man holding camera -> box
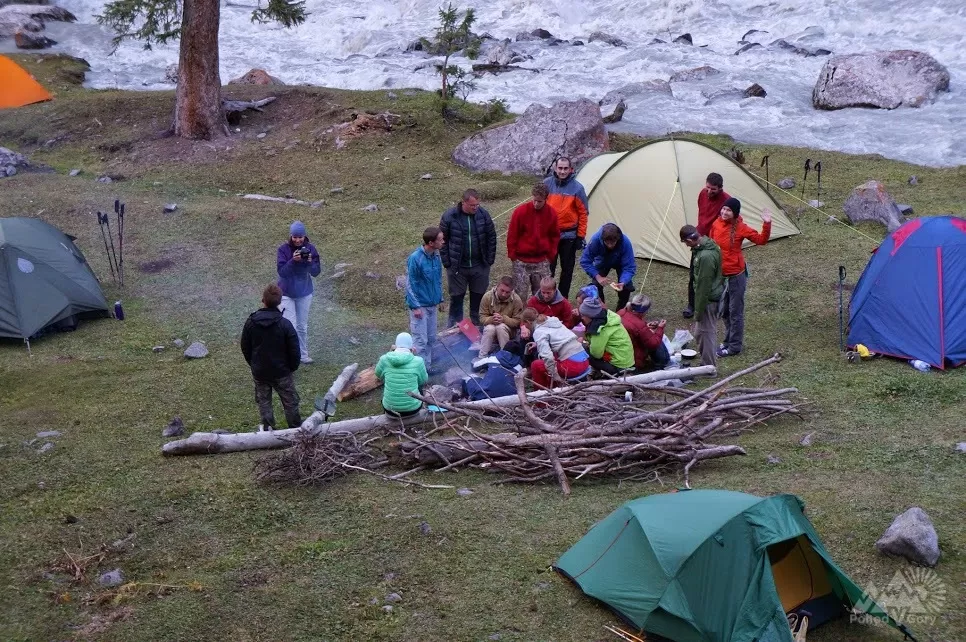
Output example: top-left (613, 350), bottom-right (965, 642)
top-left (277, 220), bottom-right (321, 364)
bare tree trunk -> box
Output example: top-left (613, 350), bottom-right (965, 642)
top-left (174, 0), bottom-right (227, 139)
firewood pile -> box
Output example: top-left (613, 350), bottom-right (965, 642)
top-left (254, 355), bottom-right (804, 494)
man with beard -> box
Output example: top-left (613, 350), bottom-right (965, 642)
top-left (544, 156), bottom-right (589, 299)
top-left (683, 172), bottom-right (730, 318)
top-left (477, 275), bottom-right (524, 358)
top-left (507, 182), bottom-right (559, 301)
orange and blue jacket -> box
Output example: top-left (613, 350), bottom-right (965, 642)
top-left (543, 174), bottom-right (589, 239)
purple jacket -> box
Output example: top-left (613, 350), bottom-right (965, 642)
top-left (277, 237), bottom-right (321, 298)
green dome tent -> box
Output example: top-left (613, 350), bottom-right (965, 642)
top-left (0, 217), bottom-right (109, 341)
top-left (554, 490), bottom-right (915, 642)
top-left (577, 138), bottom-right (800, 268)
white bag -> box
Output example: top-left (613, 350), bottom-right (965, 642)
top-left (668, 329), bottom-right (694, 353)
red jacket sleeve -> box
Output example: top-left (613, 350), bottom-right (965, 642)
top-left (738, 220), bottom-right (771, 245)
top-left (506, 207), bottom-right (521, 261)
top-left (547, 205), bottom-right (560, 262)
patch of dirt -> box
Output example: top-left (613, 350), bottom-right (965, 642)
top-left (73, 606), bottom-right (134, 639)
top-left (234, 569), bottom-right (269, 589)
top-left (138, 258), bottom-right (175, 274)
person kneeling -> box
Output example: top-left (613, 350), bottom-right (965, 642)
top-left (375, 332), bottom-right (428, 418)
top-left (578, 297), bottom-right (635, 377)
top-left (524, 307), bottom-right (592, 388)
top-left (618, 294), bottom-right (670, 372)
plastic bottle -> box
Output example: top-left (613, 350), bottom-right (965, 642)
top-left (909, 359), bottom-right (931, 372)
top-left (114, 300), bottom-right (125, 320)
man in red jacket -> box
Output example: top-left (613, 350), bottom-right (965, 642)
top-left (527, 276), bottom-right (575, 328)
top-left (683, 172), bottom-right (730, 319)
top-left (507, 183), bottom-right (560, 301)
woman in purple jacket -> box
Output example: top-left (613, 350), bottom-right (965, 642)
top-left (277, 221), bottom-right (321, 363)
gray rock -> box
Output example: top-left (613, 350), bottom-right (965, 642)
top-left (256, 132), bottom-right (267, 139)
top-left (908, 175), bottom-right (919, 186)
top-left (333, 262), bottom-right (352, 270)
top-left (777, 177), bottom-right (796, 189)
top-left (37, 430), bottom-right (62, 438)
top-left (38, 441), bottom-right (54, 453)
top-left (310, 200), bottom-right (324, 208)
top-left (14, 29), bottom-right (55, 49)
top-left (813, 50), bottom-right (950, 110)
top-left (669, 65), bottom-right (721, 83)
top-left (163, 417), bottom-right (184, 438)
top-left (98, 569), bottom-right (124, 587)
top-left (68, 169), bottom-right (80, 176)
top-left (457, 487), bottom-right (474, 496)
top-left (163, 203), bottom-right (177, 213)
top-left (385, 592), bottom-right (402, 603)
top-left (587, 31), bottom-right (625, 47)
top-left (488, 634), bottom-right (502, 641)
top-left (734, 42), bottom-right (763, 55)
top-left (875, 507), bottom-right (940, 567)
top-left (386, 91), bottom-right (398, 100)
top-left (530, 28), bottom-right (554, 39)
top-left (362, 203), bottom-right (378, 212)
top-left (348, 336), bottom-right (361, 345)
top-left (3, 165), bottom-right (16, 177)
top-left (330, 270), bottom-right (346, 280)
top-left (744, 83), bottom-right (767, 98)
top-left (0, 146), bottom-right (27, 168)
top-left (672, 33), bottom-right (693, 45)
top-left (418, 521), bottom-right (431, 535)
top-left (767, 454), bottom-right (781, 464)
top-left (453, 98), bottom-right (607, 175)
top-left (96, 176), bottom-right (112, 184)
top-left (426, 384), bottom-right (456, 404)
top-left (896, 204), bottom-right (914, 215)
top-left (330, 187), bottom-right (344, 194)
top-left (799, 432), bottom-right (814, 446)
top-left (381, 605), bottom-right (394, 613)
top-left (365, 271), bottom-right (380, 279)
top-left (843, 180), bottom-right (906, 232)
top-left (443, 366), bottom-right (465, 386)
top-left (600, 80), bottom-right (672, 106)
top-left (601, 99), bottom-right (626, 124)
top-left (0, 5), bottom-right (76, 38)
top-left (184, 342), bottom-right (208, 359)
top-left (173, 338), bottom-right (185, 348)
top-left (420, 173), bottom-right (433, 180)
top-left (955, 442), bottom-right (966, 453)
top-left (770, 39), bottom-right (830, 57)
top-left (808, 199), bottom-right (825, 208)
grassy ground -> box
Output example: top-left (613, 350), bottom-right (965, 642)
top-left (1, 54), bottom-right (963, 641)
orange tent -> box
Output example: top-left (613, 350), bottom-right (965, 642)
top-left (0, 55), bottom-right (53, 109)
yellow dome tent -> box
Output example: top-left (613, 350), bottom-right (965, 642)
top-left (0, 55), bottom-right (53, 109)
top-left (577, 138), bottom-right (800, 268)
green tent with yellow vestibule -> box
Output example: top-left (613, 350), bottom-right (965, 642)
top-left (554, 490), bottom-right (916, 642)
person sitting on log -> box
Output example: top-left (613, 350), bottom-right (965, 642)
top-left (523, 307), bottom-right (592, 388)
top-left (478, 275), bottom-right (525, 358)
top-left (617, 294), bottom-right (670, 372)
top-left (578, 296), bottom-right (635, 377)
top-left (375, 332), bottom-right (429, 418)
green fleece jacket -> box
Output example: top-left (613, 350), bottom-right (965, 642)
top-left (375, 349), bottom-right (428, 413)
top-left (692, 236), bottom-right (725, 319)
top-left (587, 310), bottom-right (635, 370)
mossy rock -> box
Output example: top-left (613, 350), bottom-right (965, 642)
top-left (475, 180), bottom-right (523, 201)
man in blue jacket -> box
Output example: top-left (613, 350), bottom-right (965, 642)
top-left (580, 223), bottom-right (637, 311)
top-left (277, 221), bottom-right (322, 364)
top-left (406, 226), bottom-right (445, 369)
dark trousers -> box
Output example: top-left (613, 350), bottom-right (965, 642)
top-left (254, 374), bottom-right (302, 428)
top-left (593, 275), bottom-right (634, 311)
top-left (550, 237), bottom-right (581, 299)
top-left (686, 255), bottom-right (696, 312)
top-left (589, 356), bottom-right (631, 377)
top-left (447, 265), bottom-right (489, 326)
top-left (721, 271), bottom-right (748, 354)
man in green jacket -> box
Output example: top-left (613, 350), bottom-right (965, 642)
top-left (578, 297), bottom-right (635, 376)
top-left (375, 332), bottom-right (429, 417)
top-left (679, 225), bottom-right (724, 366)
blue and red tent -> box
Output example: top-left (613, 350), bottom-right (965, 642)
top-left (848, 215), bottom-right (966, 369)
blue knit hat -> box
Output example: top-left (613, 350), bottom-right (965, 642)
top-left (578, 284), bottom-right (599, 301)
top-left (290, 221), bottom-right (306, 236)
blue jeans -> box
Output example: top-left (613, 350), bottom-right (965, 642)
top-left (280, 294), bottom-right (313, 360)
top-left (409, 306), bottom-right (438, 368)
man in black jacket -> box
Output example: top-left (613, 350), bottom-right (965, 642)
top-left (240, 284), bottom-right (302, 430)
top-left (439, 188), bottom-right (497, 327)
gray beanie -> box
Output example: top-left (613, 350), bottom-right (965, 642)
top-left (579, 297), bottom-right (604, 318)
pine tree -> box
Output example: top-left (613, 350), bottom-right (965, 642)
top-left (98, 0), bottom-right (306, 139)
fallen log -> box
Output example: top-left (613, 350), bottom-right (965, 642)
top-left (317, 362), bottom-right (358, 417)
top-left (223, 96), bottom-right (277, 124)
top-left (337, 365), bottom-right (379, 401)
top-left (162, 365), bottom-right (716, 456)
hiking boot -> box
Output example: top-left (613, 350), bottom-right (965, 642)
top-left (716, 347), bottom-right (738, 358)
top-left (682, 307), bottom-right (694, 319)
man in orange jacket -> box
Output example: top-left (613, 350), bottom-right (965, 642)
top-left (544, 157), bottom-right (589, 300)
top-left (507, 183), bottom-right (560, 301)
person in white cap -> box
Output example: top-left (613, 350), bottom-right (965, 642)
top-left (375, 332), bottom-right (429, 418)
top-left (276, 220), bottom-right (321, 363)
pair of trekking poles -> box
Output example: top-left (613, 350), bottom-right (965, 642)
top-left (757, 156), bottom-right (822, 206)
top-left (95, 199), bottom-right (125, 286)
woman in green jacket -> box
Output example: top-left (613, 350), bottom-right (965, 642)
top-left (578, 297), bottom-right (635, 376)
top-left (375, 332), bottom-right (429, 417)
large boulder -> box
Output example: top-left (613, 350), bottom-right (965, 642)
top-left (842, 180), bottom-right (906, 232)
top-left (228, 68), bottom-right (283, 86)
top-left (0, 147), bottom-right (29, 168)
top-left (452, 98), bottom-right (608, 175)
top-left (0, 4), bottom-right (74, 36)
top-left (669, 65), bottom-right (721, 83)
top-left (875, 507), bottom-right (940, 567)
top-left (813, 50), bottom-right (950, 110)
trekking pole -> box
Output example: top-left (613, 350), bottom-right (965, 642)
top-left (814, 161), bottom-right (822, 206)
top-left (96, 212), bottom-right (117, 282)
top-left (838, 265), bottom-right (846, 351)
top-left (800, 159), bottom-right (811, 201)
top-left (104, 208), bottom-right (120, 277)
top-left (760, 155), bottom-right (770, 193)
top-left (117, 201), bottom-right (125, 286)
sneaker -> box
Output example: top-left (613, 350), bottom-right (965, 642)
top-left (300, 356), bottom-right (314, 364)
top-left (718, 343), bottom-right (725, 350)
top-left (716, 347), bottom-right (738, 357)
top-left (682, 307), bottom-right (694, 319)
